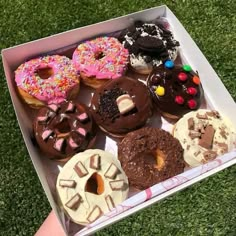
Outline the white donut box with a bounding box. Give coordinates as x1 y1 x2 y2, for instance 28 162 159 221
2 5 236 236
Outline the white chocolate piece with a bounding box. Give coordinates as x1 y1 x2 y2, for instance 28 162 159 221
104 163 118 179
56 149 129 225
116 94 135 114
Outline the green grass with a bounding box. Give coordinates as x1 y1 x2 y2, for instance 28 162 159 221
0 0 236 235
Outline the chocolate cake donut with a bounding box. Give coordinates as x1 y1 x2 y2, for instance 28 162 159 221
118 127 185 190
147 60 204 119
118 20 180 74
91 76 152 137
33 101 97 160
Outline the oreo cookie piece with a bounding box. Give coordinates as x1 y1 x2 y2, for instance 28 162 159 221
136 36 165 53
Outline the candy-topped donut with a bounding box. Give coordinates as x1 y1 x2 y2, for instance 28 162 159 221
72 37 129 89
119 20 180 74
147 60 204 119
15 55 80 108
33 101 97 160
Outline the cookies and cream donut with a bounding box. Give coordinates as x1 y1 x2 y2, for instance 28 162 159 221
147 60 204 120
33 101 96 160
118 127 185 190
56 149 129 225
173 109 236 167
91 76 153 137
15 55 80 108
72 37 129 88
119 21 179 74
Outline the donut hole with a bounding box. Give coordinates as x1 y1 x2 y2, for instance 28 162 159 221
35 67 54 80
85 172 104 195
55 118 71 135
94 51 105 60
144 149 165 171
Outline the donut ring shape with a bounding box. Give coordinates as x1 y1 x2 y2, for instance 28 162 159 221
56 149 129 225
118 127 185 190
72 37 129 79
15 55 80 106
33 101 97 160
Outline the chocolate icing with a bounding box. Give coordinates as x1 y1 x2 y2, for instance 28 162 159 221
147 63 204 118
91 77 152 135
33 101 96 159
118 21 179 65
118 127 185 190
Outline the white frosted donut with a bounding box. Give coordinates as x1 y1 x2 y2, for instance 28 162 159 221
173 109 236 167
56 149 129 225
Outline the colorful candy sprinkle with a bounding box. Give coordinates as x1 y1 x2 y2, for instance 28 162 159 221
187 87 197 96
183 64 192 72
175 95 184 105
164 60 174 69
188 99 197 109
178 72 188 81
193 76 201 85
155 86 165 96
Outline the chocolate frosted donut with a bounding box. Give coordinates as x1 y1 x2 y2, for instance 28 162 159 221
119 20 180 74
91 76 152 137
118 127 185 190
33 101 97 160
147 60 204 119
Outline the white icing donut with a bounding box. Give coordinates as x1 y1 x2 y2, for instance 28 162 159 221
56 149 129 225
173 109 236 167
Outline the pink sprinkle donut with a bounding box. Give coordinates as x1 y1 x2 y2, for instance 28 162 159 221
15 55 80 108
72 37 129 88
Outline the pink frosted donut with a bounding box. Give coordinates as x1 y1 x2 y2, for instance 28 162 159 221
72 37 129 88
15 55 80 108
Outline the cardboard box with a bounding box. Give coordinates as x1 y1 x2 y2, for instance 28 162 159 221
2 5 236 236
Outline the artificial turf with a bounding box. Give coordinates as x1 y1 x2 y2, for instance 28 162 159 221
0 0 236 235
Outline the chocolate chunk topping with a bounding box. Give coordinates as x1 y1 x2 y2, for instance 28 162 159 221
65 193 81 210
105 195 115 211
59 179 76 188
109 179 125 190
220 128 227 139
90 154 101 170
188 117 194 130
196 112 208 119
217 142 228 153
98 87 126 121
206 110 220 118
74 161 88 177
198 125 215 149
116 94 135 115
203 150 217 162
189 130 201 139
104 163 119 179
87 206 103 223
136 36 165 52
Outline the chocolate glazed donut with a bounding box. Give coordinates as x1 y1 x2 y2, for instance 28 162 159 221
91 76 153 137
118 127 185 190
33 101 97 160
147 60 204 119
